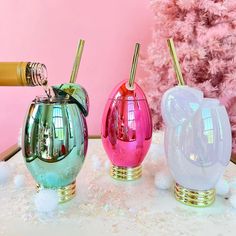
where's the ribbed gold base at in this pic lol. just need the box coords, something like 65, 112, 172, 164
36, 181, 76, 203
110, 165, 142, 181
174, 183, 215, 207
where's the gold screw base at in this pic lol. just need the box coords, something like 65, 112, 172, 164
36, 181, 76, 203
110, 165, 142, 181
174, 183, 215, 207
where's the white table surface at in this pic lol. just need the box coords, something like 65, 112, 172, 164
1, 133, 236, 236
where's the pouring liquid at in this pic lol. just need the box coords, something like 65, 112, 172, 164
42, 83, 55, 100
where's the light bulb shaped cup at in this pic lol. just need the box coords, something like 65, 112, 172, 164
101, 81, 152, 181
161, 86, 232, 207
22, 84, 89, 203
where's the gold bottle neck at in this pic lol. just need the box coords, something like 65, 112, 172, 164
0, 62, 47, 86
26, 62, 47, 86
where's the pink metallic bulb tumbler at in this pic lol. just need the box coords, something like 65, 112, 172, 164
101, 43, 152, 181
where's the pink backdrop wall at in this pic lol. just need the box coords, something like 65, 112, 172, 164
0, 0, 153, 152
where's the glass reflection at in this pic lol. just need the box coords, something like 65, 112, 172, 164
53, 106, 64, 140
202, 108, 214, 144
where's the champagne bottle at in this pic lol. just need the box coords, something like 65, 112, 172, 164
0, 62, 47, 86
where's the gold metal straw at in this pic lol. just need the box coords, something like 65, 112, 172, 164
128, 43, 140, 88
70, 39, 85, 83
167, 38, 185, 86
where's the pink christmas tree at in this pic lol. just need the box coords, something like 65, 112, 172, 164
140, 0, 236, 153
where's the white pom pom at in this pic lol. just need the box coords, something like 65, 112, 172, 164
34, 189, 59, 212
229, 194, 236, 209
0, 161, 12, 184
91, 154, 101, 170
154, 171, 173, 190
14, 174, 26, 188
215, 178, 230, 196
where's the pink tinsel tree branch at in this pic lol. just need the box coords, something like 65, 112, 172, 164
139, 0, 236, 152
